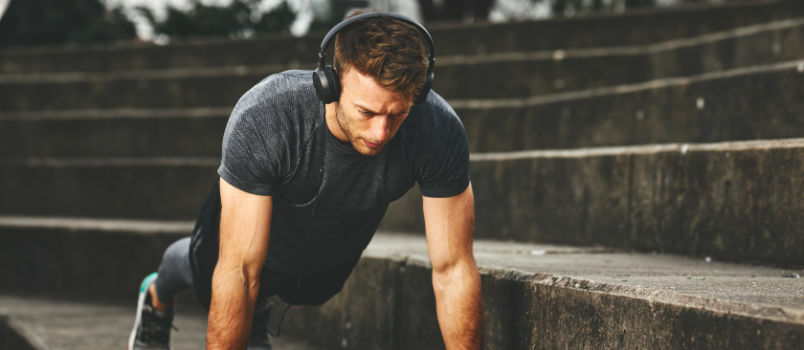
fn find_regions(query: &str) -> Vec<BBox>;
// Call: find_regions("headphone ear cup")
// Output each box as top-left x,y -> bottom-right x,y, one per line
415,70 -> 434,104
313,65 -> 341,104
326,66 -> 341,103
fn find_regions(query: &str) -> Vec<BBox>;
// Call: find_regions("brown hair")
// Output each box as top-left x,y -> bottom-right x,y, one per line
333,11 -> 429,101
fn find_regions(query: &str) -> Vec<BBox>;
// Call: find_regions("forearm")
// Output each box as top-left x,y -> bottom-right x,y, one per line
433,260 -> 483,350
206,265 -> 260,350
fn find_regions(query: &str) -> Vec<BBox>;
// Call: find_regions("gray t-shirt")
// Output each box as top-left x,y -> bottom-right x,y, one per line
218,70 -> 470,273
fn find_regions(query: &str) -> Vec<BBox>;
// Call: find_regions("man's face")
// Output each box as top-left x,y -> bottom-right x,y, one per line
335,68 -> 412,156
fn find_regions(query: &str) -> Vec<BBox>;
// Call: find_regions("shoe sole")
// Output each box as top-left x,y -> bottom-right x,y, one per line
128,272 -> 159,350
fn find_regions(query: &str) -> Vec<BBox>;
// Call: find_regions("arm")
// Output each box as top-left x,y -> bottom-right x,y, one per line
422,183 -> 483,349
207,177 -> 272,349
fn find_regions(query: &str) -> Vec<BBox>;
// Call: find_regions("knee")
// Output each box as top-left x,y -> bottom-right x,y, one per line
162,237 -> 190,260
162,237 -> 192,266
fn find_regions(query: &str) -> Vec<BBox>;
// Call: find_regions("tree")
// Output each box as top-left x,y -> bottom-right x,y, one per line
0,0 -> 136,47
137,0 -> 296,41
417,0 -> 495,22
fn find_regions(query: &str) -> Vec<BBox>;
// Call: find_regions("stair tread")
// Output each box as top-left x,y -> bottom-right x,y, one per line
1,216 -> 801,323
0,292 -> 324,350
367,233 -> 804,322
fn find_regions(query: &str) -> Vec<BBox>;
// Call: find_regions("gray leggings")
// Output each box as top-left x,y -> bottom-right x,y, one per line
154,237 -> 194,304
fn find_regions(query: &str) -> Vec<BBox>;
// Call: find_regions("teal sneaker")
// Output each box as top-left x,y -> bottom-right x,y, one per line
128,273 -> 175,350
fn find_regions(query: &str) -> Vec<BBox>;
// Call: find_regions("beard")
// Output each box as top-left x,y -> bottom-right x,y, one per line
335,103 -> 385,156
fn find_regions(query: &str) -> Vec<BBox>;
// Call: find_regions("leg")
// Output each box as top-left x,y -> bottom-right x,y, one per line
128,237 -> 193,350
150,237 -> 195,310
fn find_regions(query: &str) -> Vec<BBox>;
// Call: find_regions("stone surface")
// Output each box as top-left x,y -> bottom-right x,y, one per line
0,232 -> 801,349
0,35 -> 321,75
2,61 -> 803,157
0,109 -> 229,158
454,60 -> 804,152
0,293 -> 323,350
2,139 -> 803,266
0,316 -> 39,350
436,18 -> 804,99
383,139 -> 804,267
0,68 -> 274,111
0,160 -> 218,219
3,140 -> 804,266
429,0 -> 803,56
0,0 -> 800,74
3,42 -> 804,112
0,218 -> 191,298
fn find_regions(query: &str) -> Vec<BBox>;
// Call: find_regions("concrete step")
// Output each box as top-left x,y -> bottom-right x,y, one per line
453,59 -> 804,152
0,158 -> 218,219
0,0 -> 801,74
437,17 -> 804,99
0,34 -> 321,75
4,16 -> 804,102
0,228 -> 801,349
0,66 -> 274,111
381,138 -> 804,267
2,27 -> 804,112
0,108 -> 229,158
1,59 -> 803,159
0,216 -> 193,297
2,139 -> 803,266
0,293 -> 325,350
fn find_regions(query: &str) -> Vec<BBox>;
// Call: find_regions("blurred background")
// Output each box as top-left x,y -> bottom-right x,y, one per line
0,0 -> 756,47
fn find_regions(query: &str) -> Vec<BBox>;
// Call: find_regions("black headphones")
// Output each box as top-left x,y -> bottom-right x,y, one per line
312,12 -> 436,105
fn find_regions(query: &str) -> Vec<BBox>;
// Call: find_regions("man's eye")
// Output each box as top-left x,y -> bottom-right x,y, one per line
360,110 -> 372,116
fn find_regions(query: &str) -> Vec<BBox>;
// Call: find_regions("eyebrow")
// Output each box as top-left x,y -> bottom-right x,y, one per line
354,103 -> 409,116
354,103 -> 381,114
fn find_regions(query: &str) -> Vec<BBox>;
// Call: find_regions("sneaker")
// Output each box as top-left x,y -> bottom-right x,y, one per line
128,272 -> 175,350
247,299 -> 273,350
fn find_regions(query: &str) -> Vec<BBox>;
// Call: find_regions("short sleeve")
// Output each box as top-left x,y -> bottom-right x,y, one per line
217,99 -> 285,196
413,94 -> 471,198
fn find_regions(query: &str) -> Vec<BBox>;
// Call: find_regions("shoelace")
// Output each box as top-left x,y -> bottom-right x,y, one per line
138,307 -> 178,344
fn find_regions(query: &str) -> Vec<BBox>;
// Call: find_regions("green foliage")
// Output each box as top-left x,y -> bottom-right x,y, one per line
0,0 -> 137,47
137,0 -> 296,41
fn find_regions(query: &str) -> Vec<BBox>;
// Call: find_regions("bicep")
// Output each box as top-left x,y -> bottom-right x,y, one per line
217,177 -> 273,280
422,183 -> 475,273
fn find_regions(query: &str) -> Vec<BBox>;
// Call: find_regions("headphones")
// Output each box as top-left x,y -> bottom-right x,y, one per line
312,12 -> 436,104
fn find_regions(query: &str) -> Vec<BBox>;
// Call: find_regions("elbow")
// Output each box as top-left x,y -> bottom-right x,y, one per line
431,258 -> 456,277
431,256 -> 479,290
242,265 -> 262,294
212,260 -> 262,292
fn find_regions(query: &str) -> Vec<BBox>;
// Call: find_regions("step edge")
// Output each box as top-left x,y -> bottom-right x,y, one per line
1,138 -> 801,166
0,215 -> 194,233
3,17 -> 804,82
449,59 -> 804,109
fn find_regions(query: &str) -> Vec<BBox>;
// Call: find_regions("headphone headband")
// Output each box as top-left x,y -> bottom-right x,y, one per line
317,12 -> 436,68
313,12 -> 436,104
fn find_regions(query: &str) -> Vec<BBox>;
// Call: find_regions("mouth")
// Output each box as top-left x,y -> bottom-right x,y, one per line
363,139 -> 381,149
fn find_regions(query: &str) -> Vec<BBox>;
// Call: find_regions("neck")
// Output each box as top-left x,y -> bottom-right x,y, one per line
325,102 -> 348,142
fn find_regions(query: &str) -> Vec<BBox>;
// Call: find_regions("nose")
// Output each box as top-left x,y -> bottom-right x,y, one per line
370,116 -> 391,142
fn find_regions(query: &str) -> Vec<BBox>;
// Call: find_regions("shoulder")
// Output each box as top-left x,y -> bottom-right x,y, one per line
234,70 -> 318,116
219,71 -> 319,192
227,70 -> 320,141
401,90 -> 465,145
398,90 -> 471,197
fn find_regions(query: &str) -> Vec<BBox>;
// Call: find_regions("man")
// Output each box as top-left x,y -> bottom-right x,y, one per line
128,11 -> 482,350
